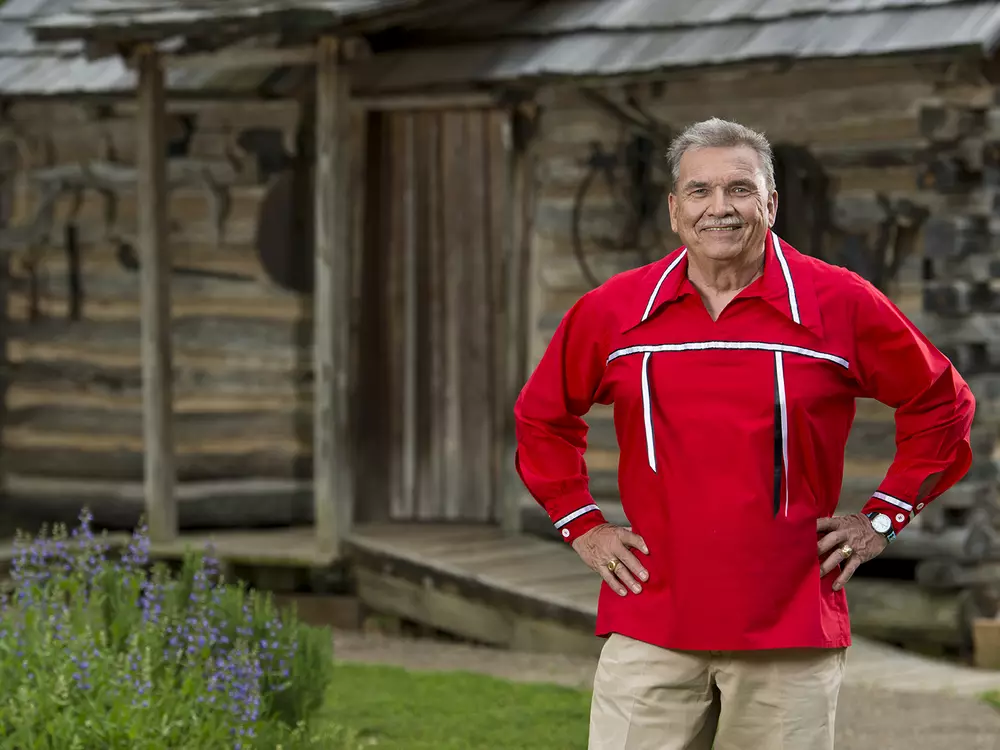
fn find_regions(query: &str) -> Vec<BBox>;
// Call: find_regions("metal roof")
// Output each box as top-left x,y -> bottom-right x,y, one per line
357,0 -> 1000,93
31,0 -> 433,42
3,0 -> 1000,98
0,0 -> 314,96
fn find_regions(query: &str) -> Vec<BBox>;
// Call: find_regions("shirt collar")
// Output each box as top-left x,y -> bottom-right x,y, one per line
621,231 -> 824,338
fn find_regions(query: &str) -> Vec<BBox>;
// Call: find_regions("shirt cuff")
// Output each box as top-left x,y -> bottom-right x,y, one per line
552,502 -> 608,543
860,489 -> 920,536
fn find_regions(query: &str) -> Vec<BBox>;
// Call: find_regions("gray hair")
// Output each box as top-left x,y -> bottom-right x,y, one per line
666,117 -> 775,193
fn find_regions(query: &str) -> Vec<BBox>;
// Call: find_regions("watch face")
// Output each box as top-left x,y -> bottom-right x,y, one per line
870,513 -> 892,534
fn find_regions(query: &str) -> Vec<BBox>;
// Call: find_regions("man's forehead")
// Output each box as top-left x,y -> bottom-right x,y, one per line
678,146 -> 763,179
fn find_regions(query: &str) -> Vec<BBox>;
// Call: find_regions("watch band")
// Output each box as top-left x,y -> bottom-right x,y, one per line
866,511 -> 896,544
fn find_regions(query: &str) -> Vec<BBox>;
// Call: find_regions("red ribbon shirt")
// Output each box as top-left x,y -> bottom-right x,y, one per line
514,232 -> 975,651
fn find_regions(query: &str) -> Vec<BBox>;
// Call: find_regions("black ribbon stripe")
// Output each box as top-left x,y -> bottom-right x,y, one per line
773,357 -> 783,517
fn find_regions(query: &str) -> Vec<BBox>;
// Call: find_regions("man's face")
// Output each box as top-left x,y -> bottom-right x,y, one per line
667,146 -> 778,263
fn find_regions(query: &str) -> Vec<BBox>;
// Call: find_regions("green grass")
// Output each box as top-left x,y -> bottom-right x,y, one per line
983,690 -> 1000,711
321,663 -> 592,749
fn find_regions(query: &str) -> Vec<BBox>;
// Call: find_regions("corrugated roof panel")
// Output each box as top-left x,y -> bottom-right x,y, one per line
354,1 -> 1000,93
498,0 -> 976,33
731,16 -> 814,59
0,0 -> 69,21
77,56 -> 131,91
2,0 -> 1000,97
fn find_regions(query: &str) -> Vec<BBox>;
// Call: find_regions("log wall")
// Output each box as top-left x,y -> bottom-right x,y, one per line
0,99 -> 326,526
0,97 -> 512,531
522,58 -> 999,543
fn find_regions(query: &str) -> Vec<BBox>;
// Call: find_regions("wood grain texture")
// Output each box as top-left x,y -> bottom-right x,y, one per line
136,46 -> 176,542
356,108 -> 509,525
1,96 -> 322,514
312,37 -> 354,554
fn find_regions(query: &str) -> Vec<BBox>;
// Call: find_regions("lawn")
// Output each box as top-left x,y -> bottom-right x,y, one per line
322,663 -> 592,749
985,690 -> 1000,711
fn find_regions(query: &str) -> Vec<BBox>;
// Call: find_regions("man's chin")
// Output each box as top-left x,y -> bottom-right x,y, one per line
695,232 -> 746,258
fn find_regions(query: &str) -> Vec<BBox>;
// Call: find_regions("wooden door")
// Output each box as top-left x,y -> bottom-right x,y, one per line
356,108 -> 509,524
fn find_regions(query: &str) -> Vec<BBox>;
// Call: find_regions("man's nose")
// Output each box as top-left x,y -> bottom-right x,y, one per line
708,187 -> 731,215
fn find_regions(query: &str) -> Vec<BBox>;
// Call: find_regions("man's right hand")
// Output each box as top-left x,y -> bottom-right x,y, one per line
571,523 -> 649,596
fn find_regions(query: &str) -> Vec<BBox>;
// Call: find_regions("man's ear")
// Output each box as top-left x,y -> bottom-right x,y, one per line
767,190 -> 779,228
668,193 -> 679,234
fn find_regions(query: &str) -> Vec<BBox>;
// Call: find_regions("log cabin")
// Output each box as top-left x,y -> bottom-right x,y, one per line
4,0 -> 999,655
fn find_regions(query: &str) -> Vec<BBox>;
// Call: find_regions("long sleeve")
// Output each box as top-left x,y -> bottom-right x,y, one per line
514,290 -> 612,543
851,278 -> 975,535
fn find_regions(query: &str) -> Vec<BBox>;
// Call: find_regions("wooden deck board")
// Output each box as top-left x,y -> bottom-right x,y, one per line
346,522 -> 604,655
346,523 -> 602,634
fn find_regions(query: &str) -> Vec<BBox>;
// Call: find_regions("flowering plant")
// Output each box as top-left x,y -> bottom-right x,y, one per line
0,510 -> 349,749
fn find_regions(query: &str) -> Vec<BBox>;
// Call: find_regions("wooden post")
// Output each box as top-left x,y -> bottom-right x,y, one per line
313,36 -> 354,554
499,105 -> 535,535
135,44 -> 176,543
401,114 -> 418,517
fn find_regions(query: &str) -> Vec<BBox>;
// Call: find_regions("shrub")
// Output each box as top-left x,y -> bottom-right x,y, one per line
0,510 -> 344,749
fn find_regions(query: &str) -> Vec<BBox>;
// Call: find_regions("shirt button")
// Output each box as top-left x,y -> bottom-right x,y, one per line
561,528 -> 570,538
916,503 -> 925,511
895,513 -> 906,524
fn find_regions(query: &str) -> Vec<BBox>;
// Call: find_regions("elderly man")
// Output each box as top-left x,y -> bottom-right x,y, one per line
513,117 -> 975,750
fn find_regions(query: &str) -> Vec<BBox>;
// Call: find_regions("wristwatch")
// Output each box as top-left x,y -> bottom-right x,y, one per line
866,511 -> 896,544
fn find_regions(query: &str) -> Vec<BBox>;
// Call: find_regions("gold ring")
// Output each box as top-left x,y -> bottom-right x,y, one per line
839,544 -> 854,560
607,559 -> 619,573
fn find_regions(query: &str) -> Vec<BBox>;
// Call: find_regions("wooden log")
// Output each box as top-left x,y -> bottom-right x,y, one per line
5,360 -> 313,402
0,476 -> 314,531
5,318 -> 314,356
10,260 -> 289,304
918,104 -> 984,142
13,239 -> 269,282
916,152 -> 980,194
845,579 -> 965,650
135,45 -> 177,544
313,36 -> 354,555
923,280 -> 1000,317
0,443 -> 312,482
5,290 -> 309,324
915,560 -> 1000,591
4,405 -> 312,446
6,336 -> 313,382
922,215 -> 990,262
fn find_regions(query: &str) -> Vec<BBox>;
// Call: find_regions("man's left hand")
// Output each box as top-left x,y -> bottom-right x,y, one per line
816,513 -> 888,591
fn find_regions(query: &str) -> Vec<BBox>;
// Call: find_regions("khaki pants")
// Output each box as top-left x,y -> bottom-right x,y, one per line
590,634 -> 846,750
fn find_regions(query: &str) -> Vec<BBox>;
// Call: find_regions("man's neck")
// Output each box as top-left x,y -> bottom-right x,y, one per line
686,245 -> 765,296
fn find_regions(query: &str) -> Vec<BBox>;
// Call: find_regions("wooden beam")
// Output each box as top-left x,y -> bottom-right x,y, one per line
401,113 -> 418,517
313,36 -> 354,555
500,107 -> 535,534
354,92 -> 499,112
123,45 -> 318,71
162,46 -> 318,70
135,44 -> 177,544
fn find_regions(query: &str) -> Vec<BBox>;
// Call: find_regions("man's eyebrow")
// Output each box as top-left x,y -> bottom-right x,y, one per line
682,178 -> 757,191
